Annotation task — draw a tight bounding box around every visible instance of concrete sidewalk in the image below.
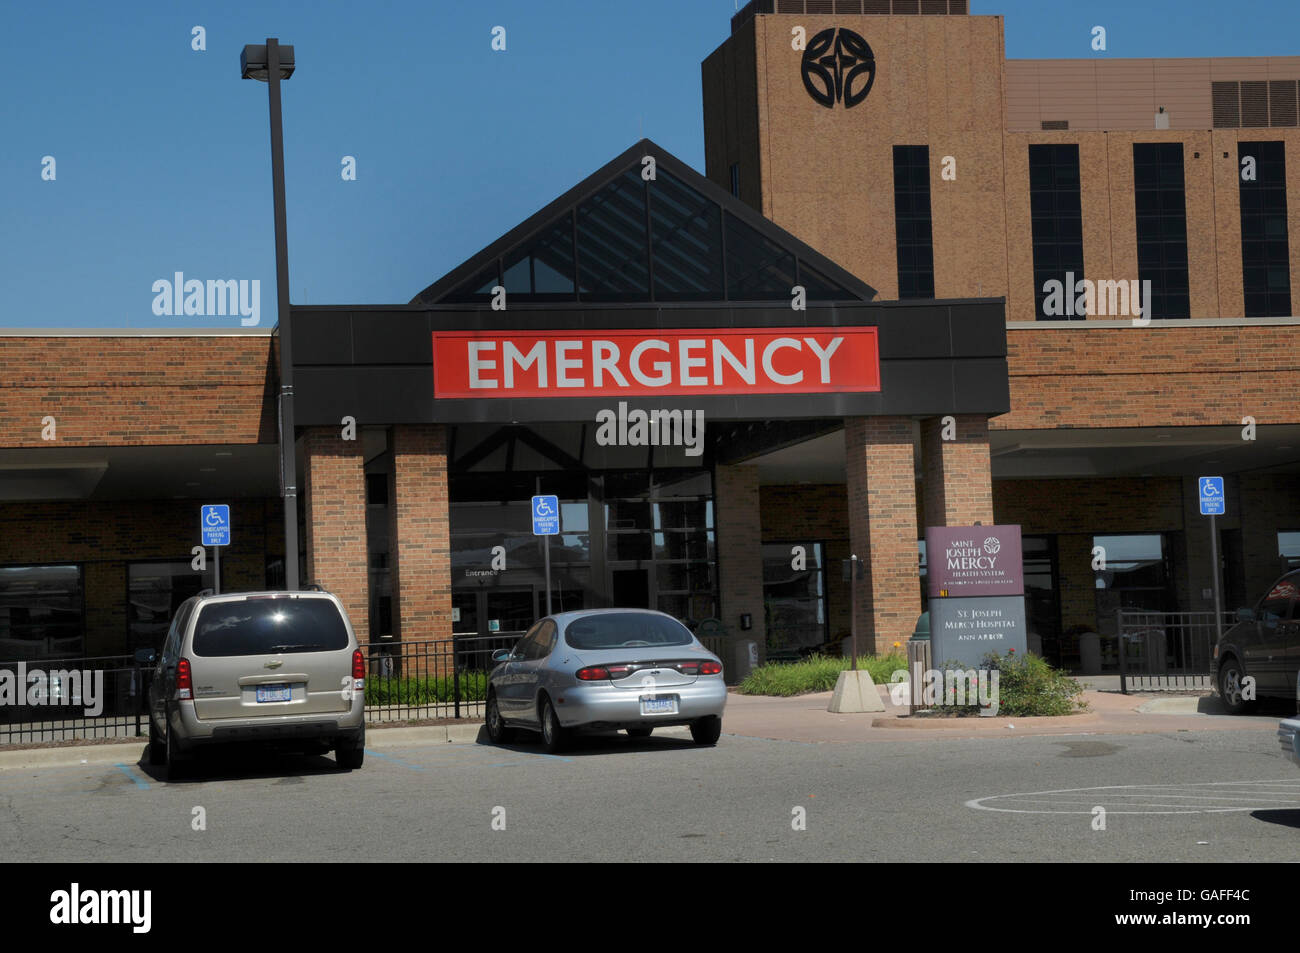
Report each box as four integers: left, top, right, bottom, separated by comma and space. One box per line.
0, 685, 1282, 770
716, 684, 1281, 743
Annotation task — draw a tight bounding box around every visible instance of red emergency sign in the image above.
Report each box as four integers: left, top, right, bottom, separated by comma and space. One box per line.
431, 327, 880, 399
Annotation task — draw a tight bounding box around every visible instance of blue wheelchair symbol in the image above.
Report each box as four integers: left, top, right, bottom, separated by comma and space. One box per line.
205, 506, 226, 526
1200, 479, 1221, 496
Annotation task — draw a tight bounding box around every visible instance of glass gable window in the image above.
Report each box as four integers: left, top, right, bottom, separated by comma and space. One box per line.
417, 148, 874, 307
724, 211, 797, 300
502, 212, 576, 300
1133, 143, 1190, 318
576, 168, 651, 300
440, 262, 501, 304
1029, 144, 1086, 320
1239, 141, 1292, 317
0, 565, 84, 661
893, 145, 935, 299
650, 170, 725, 300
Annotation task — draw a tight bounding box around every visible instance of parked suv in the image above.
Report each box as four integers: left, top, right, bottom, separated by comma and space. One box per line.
145, 589, 366, 778
1215, 569, 1300, 713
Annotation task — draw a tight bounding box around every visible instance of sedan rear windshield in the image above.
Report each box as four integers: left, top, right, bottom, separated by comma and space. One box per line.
563, 613, 693, 651
192, 598, 349, 657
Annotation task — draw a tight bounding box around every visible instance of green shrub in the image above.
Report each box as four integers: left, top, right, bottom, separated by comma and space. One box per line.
365, 672, 488, 706
738, 653, 908, 696
932, 651, 1087, 717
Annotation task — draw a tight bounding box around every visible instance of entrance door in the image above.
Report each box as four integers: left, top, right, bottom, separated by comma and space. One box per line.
453, 587, 539, 639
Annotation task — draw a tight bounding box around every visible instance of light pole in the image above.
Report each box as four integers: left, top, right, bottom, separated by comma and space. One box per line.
241, 40, 299, 590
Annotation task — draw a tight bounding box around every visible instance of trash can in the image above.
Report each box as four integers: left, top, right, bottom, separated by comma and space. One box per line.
730, 640, 759, 685
371, 634, 396, 679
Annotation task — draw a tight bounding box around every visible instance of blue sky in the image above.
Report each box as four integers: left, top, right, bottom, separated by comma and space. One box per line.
2, 0, 1297, 328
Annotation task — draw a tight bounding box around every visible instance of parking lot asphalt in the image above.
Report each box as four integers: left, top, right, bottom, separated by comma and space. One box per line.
0, 723, 1296, 863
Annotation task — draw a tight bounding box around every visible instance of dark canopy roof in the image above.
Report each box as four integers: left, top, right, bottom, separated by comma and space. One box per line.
411, 139, 877, 306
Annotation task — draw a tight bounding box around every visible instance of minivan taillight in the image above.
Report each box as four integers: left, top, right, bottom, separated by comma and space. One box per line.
176, 658, 193, 701
353, 649, 365, 679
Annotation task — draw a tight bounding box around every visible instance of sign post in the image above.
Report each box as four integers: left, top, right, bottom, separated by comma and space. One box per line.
201, 504, 231, 595
1199, 476, 1226, 644
531, 493, 560, 616
923, 524, 1027, 669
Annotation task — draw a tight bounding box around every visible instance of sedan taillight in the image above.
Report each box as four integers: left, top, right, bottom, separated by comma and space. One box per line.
176, 658, 193, 700
576, 665, 634, 681
699, 660, 723, 676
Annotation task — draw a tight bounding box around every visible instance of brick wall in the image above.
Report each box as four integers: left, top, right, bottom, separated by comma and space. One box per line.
0, 335, 276, 447
1001, 325, 1300, 430
715, 464, 768, 661
302, 428, 370, 641
920, 414, 994, 526
845, 417, 922, 654
0, 498, 277, 655
390, 425, 452, 644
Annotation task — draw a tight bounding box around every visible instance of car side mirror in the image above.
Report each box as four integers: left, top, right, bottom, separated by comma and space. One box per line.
491, 649, 511, 663
1236, 607, 1255, 623
134, 648, 157, 665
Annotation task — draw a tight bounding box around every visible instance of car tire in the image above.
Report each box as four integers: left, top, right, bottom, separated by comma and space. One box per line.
626, 727, 653, 738
540, 697, 568, 754
164, 717, 189, 781
336, 725, 365, 770
147, 716, 166, 766
485, 692, 514, 744
690, 715, 722, 746
1218, 657, 1252, 715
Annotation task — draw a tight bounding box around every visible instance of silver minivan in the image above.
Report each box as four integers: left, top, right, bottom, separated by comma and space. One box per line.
145, 589, 366, 778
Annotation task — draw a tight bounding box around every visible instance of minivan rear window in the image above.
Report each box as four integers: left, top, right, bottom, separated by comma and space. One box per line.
563, 613, 692, 651
192, 598, 349, 657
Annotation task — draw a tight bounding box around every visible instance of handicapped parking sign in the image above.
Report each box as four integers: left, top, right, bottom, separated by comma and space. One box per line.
1198, 476, 1225, 516
531, 495, 559, 536
201, 504, 231, 546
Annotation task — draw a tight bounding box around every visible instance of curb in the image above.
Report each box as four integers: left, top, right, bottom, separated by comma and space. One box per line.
0, 721, 489, 771
870, 712, 1102, 730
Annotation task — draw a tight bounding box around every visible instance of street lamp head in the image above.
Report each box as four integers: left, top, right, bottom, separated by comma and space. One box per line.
241, 43, 295, 81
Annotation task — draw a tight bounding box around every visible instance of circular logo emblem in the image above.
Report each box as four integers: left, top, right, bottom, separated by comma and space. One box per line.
801, 28, 876, 109
983, 537, 1001, 555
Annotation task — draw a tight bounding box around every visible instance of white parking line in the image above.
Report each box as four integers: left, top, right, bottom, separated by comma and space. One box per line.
966, 778, 1300, 814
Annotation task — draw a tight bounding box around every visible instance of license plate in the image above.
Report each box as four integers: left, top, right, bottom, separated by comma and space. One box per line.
256, 684, 292, 703
640, 696, 678, 715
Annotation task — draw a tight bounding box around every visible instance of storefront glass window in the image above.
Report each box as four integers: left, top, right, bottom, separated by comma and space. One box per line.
762, 542, 827, 657
128, 560, 214, 653
0, 564, 84, 661
1279, 530, 1300, 570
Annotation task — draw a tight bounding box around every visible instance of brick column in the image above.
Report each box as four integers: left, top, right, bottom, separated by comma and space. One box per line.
844, 417, 921, 655
302, 427, 370, 641
714, 464, 767, 664
390, 424, 452, 647
919, 415, 994, 528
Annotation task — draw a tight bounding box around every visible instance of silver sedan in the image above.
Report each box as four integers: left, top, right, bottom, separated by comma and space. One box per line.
484, 609, 727, 753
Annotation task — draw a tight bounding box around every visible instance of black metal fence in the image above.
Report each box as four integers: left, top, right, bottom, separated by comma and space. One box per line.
0, 654, 153, 745
0, 632, 527, 745
360, 632, 523, 723
1116, 610, 1234, 694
